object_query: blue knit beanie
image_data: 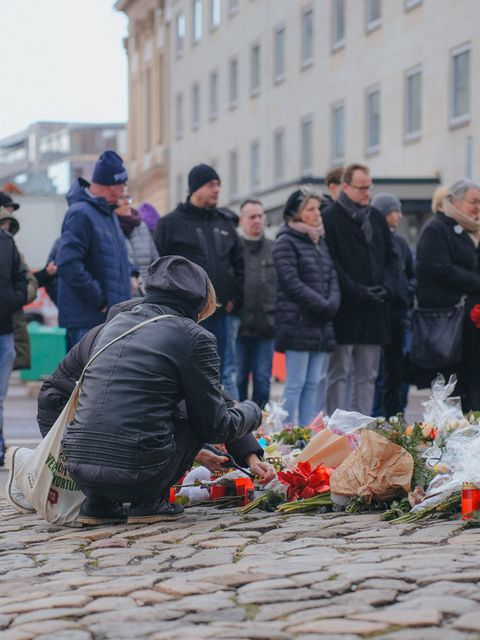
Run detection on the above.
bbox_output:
[92,150,128,185]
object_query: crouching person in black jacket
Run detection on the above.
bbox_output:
[60,256,263,525]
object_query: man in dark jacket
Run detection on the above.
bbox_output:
[56,151,132,351]
[0,218,27,464]
[236,199,277,408]
[154,164,244,395]
[371,193,415,417]
[323,163,398,415]
[62,256,262,525]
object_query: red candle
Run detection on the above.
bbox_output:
[168,487,176,503]
[210,484,226,499]
[462,483,480,520]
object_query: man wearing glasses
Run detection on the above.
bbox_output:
[322,163,397,415]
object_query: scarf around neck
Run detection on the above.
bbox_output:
[442,199,480,248]
[116,207,141,237]
[288,220,324,244]
[337,190,372,243]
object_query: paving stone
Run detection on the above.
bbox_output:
[11,608,88,627]
[197,537,249,548]
[378,629,474,640]
[349,608,442,626]
[393,596,476,615]
[237,586,316,605]
[83,596,137,612]
[0,594,91,614]
[36,632,92,640]
[129,589,173,604]
[453,611,480,631]
[286,618,389,635]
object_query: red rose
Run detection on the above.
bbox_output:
[470,304,480,329]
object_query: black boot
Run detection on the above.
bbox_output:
[128,497,184,524]
[76,497,127,526]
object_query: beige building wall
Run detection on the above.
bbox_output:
[120,0,479,232]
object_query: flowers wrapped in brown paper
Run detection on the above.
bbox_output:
[295,430,352,469]
[330,429,414,503]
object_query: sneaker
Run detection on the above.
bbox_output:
[75,498,128,527]
[4,447,35,513]
[127,498,185,524]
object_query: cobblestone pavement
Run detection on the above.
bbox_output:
[1,500,480,640]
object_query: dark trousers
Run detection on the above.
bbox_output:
[236,336,274,409]
[372,320,408,417]
[74,419,203,504]
[201,312,227,372]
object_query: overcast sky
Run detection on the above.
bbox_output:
[0,0,128,140]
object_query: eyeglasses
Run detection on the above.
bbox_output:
[464,198,480,207]
[348,184,374,192]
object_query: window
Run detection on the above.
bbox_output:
[144,67,152,150]
[274,26,286,83]
[175,13,186,55]
[175,92,184,140]
[192,83,200,130]
[273,128,285,184]
[451,46,470,125]
[331,102,345,163]
[404,0,422,10]
[301,7,314,67]
[300,117,313,176]
[229,149,238,198]
[250,140,260,193]
[209,70,219,119]
[192,0,202,43]
[176,173,184,203]
[229,0,239,16]
[332,0,345,50]
[229,57,239,107]
[366,0,381,31]
[366,86,381,152]
[209,0,220,29]
[250,43,261,96]
[405,67,422,140]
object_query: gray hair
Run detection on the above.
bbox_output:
[297,185,322,211]
[447,179,480,202]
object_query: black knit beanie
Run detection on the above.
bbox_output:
[283,189,303,221]
[188,164,220,195]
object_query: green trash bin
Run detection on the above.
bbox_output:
[20,323,67,381]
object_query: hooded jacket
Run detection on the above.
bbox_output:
[0,228,27,335]
[56,178,131,329]
[273,224,340,352]
[154,201,244,311]
[62,256,261,488]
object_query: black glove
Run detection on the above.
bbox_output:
[367,285,388,305]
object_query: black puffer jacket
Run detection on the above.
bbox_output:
[154,201,244,311]
[273,224,340,352]
[0,230,27,335]
[238,235,277,339]
[416,212,480,308]
[63,302,261,486]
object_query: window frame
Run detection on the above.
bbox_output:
[365,84,381,155]
[450,43,471,128]
[175,91,184,140]
[175,13,186,56]
[192,0,202,44]
[300,115,313,177]
[191,83,201,131]
[332,0,346,52]
[250,41,261,97]
[229,149,239,199]
[404,65,422,142]
[331,101,346,165]
[273,127,285,185]
[301,5,314,68]
[209,70,219,120]
[209,0,221,30]
[273,24,286,84]
[250,139,261,193]
[404,0,422,11]
[366,0,382,33]
[229,56,239,108]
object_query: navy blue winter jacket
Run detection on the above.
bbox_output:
[56,179,131,329]
[273,224,341,352]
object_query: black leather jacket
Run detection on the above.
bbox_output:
[62,303,261,484]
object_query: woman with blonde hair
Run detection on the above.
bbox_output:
[415,179,480,409]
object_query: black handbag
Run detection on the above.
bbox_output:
[410,296,465,370]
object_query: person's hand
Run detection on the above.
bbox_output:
[195,448,230,473]
[46,261,57,276]
[245,454,276,484]
[367,285,388,305]
[225,300,235,314]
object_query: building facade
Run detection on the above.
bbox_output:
[118,0,479,242]
[0,122,126,195]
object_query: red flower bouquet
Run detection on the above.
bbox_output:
[278,461,332,501]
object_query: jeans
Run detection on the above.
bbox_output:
[283,350,328,427]
[0,333,16,431]
[222,315,240,400]
[66,327,90,352]
[236,336,274,409]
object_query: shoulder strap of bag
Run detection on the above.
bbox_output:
[78,313,176,385]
